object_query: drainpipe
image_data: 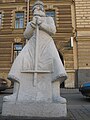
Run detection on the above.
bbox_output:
[25,0,30,23]
[27,0,30,23]
[25,0,30,43]
[74,29,79,88]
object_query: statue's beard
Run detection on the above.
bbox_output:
[33,9,45,17]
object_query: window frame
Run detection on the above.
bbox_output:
[11,42,23,62]
[45,10,56,23]
[15,11,24,29]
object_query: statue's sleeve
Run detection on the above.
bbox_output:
[23,22,35,40]
[40,17,56,35]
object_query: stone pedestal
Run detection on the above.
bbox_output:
[2,74,67,118]
[2,102,67,117]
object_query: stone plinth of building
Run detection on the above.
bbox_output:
[2,102,67,117]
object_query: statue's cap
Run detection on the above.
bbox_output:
[32,0,44,11]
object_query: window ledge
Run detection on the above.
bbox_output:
[12,28,25,34]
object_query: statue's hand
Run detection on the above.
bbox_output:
[35,16,42,25]
[31,16,42,28]
[32,16,42,26]
[30,16,37,28]
[30,21,36,29]
[32,16,37,24]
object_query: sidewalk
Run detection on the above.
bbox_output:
[61,88,90,120]
[68,105,90,120]
[0,88,90,120]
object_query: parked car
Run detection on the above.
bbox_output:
[0,78,8,91]
[79,82,90,97]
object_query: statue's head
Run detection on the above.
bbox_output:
[32,0,44,13]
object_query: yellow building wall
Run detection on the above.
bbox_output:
[0,0,76,88]
[75,0,90,86]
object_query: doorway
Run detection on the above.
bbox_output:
[58,51,65,88]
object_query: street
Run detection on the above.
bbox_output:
[61,89,90,120]
[0,88,89,120]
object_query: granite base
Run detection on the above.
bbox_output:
[2,102,67,117]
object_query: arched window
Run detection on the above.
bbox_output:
[58,51,64,65]
[58,51,65,88]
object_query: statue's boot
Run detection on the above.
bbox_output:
[52,80,66,104]
[53,96,66,104]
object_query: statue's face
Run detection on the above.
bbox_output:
[33,5,44,12]
[33,4,45,16]
[35,5,44,12]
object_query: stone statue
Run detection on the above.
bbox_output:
[3,0,67,104]
[2,1,68,117]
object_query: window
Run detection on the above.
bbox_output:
[15,12,24,28]
[0,13,2,28]
[13,43,23,60]
[46,10,55,22]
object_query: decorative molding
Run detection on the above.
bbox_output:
[47,4,53,9]
[14,37,22,43]
[16,6,23,11]
[2,0,15,3]
[12,10,15,29]
[0,10,4,29]
[0,72,8,79]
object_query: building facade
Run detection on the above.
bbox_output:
[0,0,90,88]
